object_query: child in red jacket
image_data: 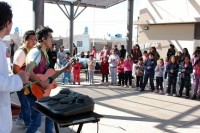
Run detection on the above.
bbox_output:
[100,56,109,84]
[72,58,82,85]
[117,58,124,86]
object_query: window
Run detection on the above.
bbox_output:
[194,23,200,39]
[77,41,83,47]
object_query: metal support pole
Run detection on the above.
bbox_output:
[127,0,134,54]
[33,0,44,30]
[69,4,74,56]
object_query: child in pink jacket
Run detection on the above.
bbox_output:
[124,55,134,88]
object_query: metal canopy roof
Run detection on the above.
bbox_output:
[45,0,126,8]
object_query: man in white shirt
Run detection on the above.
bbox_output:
[0,2,30,133]
[13,30,36,127]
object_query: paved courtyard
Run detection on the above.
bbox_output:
[11,74,200,133]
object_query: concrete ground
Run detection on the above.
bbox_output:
[11,74,200,133]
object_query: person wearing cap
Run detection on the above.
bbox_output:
[72,58,82,85]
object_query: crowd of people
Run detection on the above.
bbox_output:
[55,41,200,102]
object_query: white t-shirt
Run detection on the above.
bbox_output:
[13,49,26,67]
[27,47,42,65]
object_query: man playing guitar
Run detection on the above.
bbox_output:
[25,27,55,133]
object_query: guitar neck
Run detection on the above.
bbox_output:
[51,63,70,80]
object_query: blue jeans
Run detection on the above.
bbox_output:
[26,94,54,133]
[110,67,117,84]
[88,70,94,83]
[17,90,31,127]
[62,72,71,84]
[141,73,155,91]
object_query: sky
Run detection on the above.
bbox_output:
[4,0,140,38]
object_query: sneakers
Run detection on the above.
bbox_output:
[129,86,132,88]
[165,93,170,96]
[172,93,177,97]
[123,85,127,88]
[61,83,64,85]
[153,90,158,93]
[16,118,24,126]
[159,90,163,94]
[139,88,144,92]
[192,95,197,100]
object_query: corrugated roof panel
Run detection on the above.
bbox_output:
[45,0,126,8]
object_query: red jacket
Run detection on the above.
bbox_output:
[72,62,82,73]
[100,61,109,74]
[117,61,124,73]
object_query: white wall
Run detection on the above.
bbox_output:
[138,24,195,58]
[139,0,200,24]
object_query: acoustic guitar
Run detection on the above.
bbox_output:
[30,62,71,99]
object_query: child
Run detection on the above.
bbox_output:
[100,56,109,84]
[142,50,148,62]
[72,58,82,85]
[88,54,96,84]
[154,58,165,94]
[117,58,124,86]
[61,53,71,85]
[165,55,179,96]
[108,49,119,85]
[135,57,144,89]
[192,58,200,99]
[140,53,157,91]
[124,55,134,88]
[178,56,193,98]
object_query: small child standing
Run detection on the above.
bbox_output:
[154,59,165,94]
[165,55,179,96]
[88,54,96,84]
[178,56,193,98]
[100,56,109,84]
[192,58,200,99]
[117,58,124,86]
[61,53,71,85]
[135,57,144,89]
[108,50,119,85]
[140,53,157,91]
[124,55,134,88]
[72,58,82,85]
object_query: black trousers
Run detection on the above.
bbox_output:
[124,71,132,86]
[102,74,108,82]
[179,77,190,97]
[167,77,177,94]
[136,76,143,88]
[156,77,163,90]
[118,72,124,85]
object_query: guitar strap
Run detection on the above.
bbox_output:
[23,50,41,95]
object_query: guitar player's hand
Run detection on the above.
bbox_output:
[18,71,30,84]
[39,80,49,90]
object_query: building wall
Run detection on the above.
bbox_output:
[138,24,195,58]
[139,0,200,24]
[137,0,200,58]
